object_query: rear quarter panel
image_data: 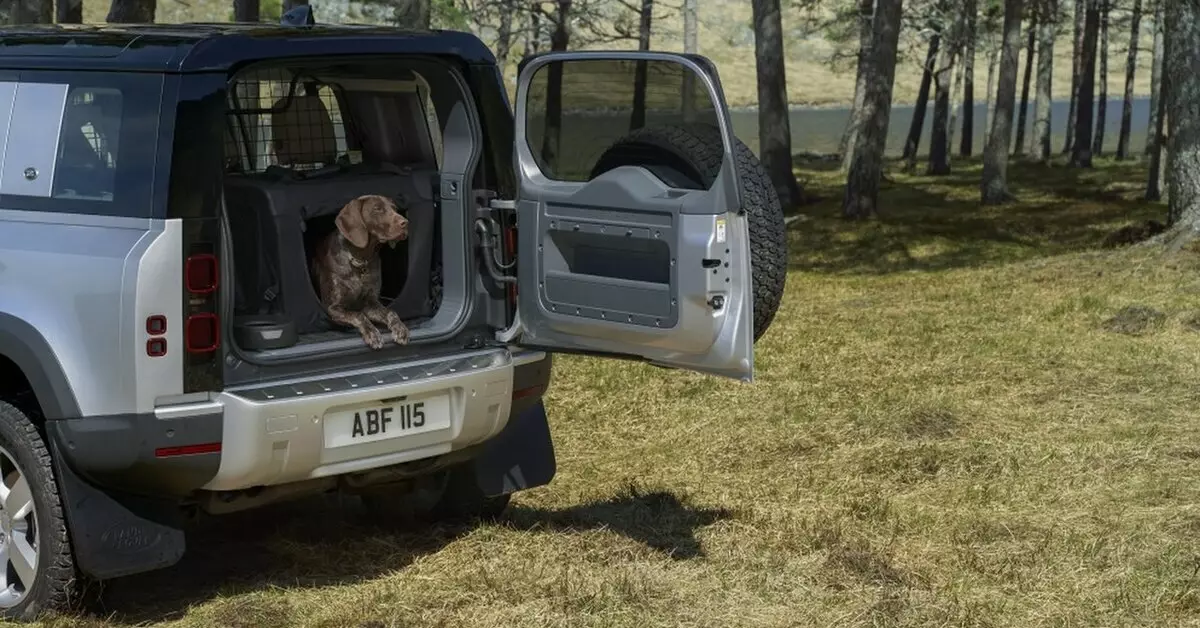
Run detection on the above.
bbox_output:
[0,211,184,418]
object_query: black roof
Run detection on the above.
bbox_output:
[0,23,497,72]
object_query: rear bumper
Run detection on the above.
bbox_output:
[50,348,550,497]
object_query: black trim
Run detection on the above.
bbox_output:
[469,398,556,498]
[48,438,186,581]
[0,25,497,73]
[468,354,556,497]
[0,313,80,420]
[47,409,223,498]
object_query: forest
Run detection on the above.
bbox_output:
[4,2,1200,627]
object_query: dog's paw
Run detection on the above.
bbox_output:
[390,323,411,345]
[362,328,385,350]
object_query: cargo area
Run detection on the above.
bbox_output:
[218,56,482,360]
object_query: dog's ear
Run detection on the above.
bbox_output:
[335,198,371,248]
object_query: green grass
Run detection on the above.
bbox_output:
[21,157,1200,628]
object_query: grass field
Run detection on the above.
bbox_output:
[15,157,1200,627]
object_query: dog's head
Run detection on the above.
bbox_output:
[334,194,409,249]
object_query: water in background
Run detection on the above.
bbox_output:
[727,97,1154,159]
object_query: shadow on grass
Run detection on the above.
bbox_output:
[84,485,727,624]
[788,156,1164,275]
[505,483,732,560]
[86,493,458,624]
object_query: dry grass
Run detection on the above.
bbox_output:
[80,0,1154,108]
[11,157,1200,628]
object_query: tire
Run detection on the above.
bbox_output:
[589,123,788,342]
[0,402,77,622]
[361,464,510,526]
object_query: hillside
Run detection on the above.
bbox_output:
[81,0,1156,109]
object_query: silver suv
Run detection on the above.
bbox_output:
[0,18,786,621]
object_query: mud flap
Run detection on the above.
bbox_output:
[470,400,556,498]
[48,440,186,581]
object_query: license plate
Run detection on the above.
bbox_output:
[323,392,452,449]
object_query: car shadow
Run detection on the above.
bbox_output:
[503,484,733,560]
[85,493,463,624]
[84,486,730,624]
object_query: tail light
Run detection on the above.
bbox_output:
[185,253,219,294]
[504,224,518,306]
[181,244,223,393]
[185,312,220,353]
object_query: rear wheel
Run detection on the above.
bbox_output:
[590,123,789,342]
[0,402,77,622]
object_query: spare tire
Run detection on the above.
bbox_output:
[590,124,788,341]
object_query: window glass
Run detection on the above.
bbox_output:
[224,65,443,175]
[54,87,124,202]
[0,71,162,217]
[523,58,722,182]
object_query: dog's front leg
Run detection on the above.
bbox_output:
[328,305,385,349]
[364,303,410,346]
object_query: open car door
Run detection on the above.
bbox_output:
[509,51,755,381]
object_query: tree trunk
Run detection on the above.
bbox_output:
[683,0,697,52]
[539,0,571,168]
[524,2,543,59]
[1115,0,1142,160]
[681,0,698,120]
[960,0,977,157]
[106,0,156,21]
[1146,64,1168,201]
[1014,14,1037,155]
[928,41,958,175]
[495,0,516,76]
[1069,0,1100,167]
[980,0,1025,204]
[1092,0,1110,156]
[631,0,654,130]
[752,0,802,208]
[841,0,876,171]
[984,41,999,141]
[1145,0,1164,157]
[843,0,904,220]
[902,32,941,171]
[1033,0,1056,162]
[1064,0,1086,153]
[10,0,53,22]
[949,49,966,156]
[57,0,82,22]
[389,0,431,28]
[233,0,259,22]
[1163,0,1200,242]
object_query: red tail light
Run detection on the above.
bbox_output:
[185,313,220,353]
[505,225,518,303]
[155,442,221,458]
[185,253,218,294]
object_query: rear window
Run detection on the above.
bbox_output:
[0,71,163,218]
[522,58,722,182]
[224,65,443,175]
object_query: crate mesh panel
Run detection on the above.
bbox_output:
[226,68,349,174]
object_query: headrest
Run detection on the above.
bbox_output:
[271,89,338,167]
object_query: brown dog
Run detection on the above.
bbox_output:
[312,194,411,349]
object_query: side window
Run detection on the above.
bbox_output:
[225,68,444,175]
[55,87,123,201]
[523,58,722,183]
[0,72,163,217]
